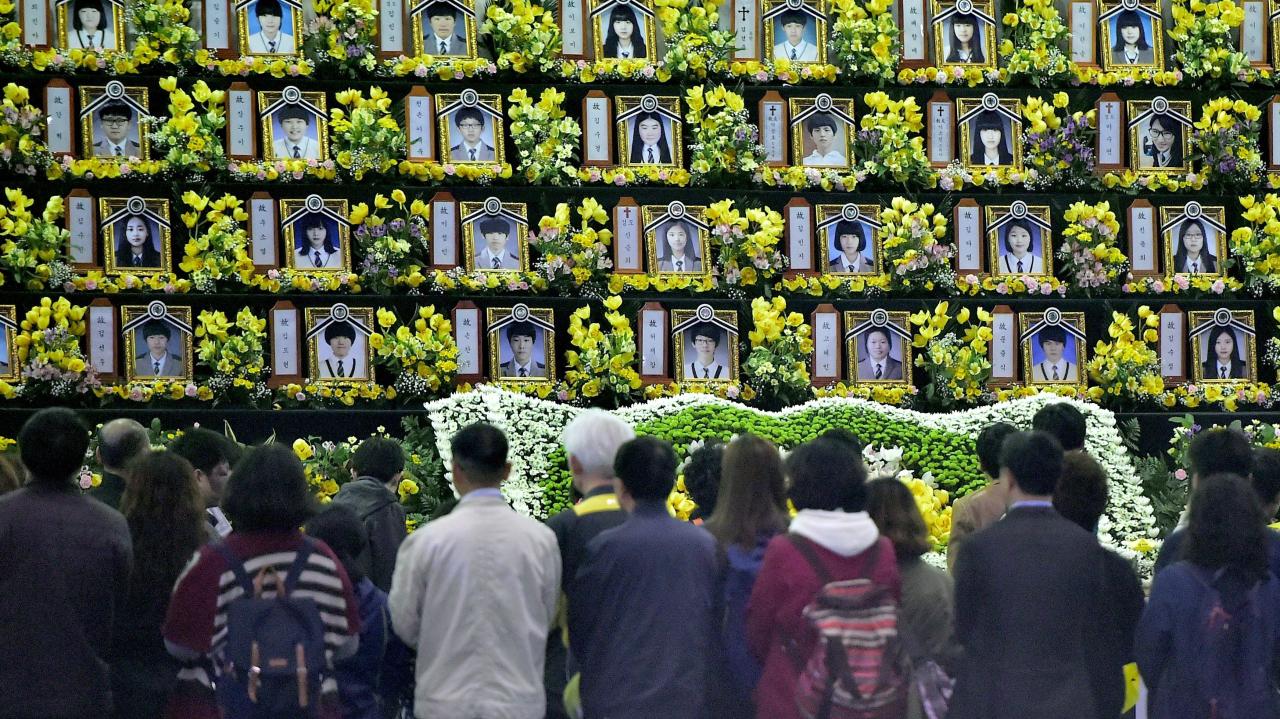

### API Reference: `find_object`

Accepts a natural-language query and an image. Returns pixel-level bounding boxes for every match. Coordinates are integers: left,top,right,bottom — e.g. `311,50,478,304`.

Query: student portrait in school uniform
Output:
245,0,296,54
113,213,163,270
472,217,520,271
317,320,367,380
995,218,1044,275
271,104,321,161
133,320,183,378
64,0,118,51
498,321,548,378
772,8,818,61
854,326,904,381
91,100,142,158
1199,325,1248,381
1029,325,1078,383
682,322,729,380
826,219,875,274
1169,218,1218,275
446,107,497,162
655,219,702,273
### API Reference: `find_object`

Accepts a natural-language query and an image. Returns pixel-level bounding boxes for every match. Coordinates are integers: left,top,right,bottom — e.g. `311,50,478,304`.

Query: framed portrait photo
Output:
1019,309,1087,385
763,0,827,64
643,201,711,278
100,196,171,275
957,93,1022,172
487,304,556,382
58,0,124,51
843,309,912,385
410,0,477,57
1161,201,1228,279
931,0,996,69
591,0,657,61
437,90,505,165
259,87,328,162
671,305,739,383
1190,309,1257,383
1127,97,1192,172
282,195,352,273
122,302,194,383
238,0,303,55
1099,0,1163,71
0,305,16,381
789,93,855,169
615,94,683,168
79,82,149,161
305,305,374,383
817,203,881,275
462,198,529,273
986,201,1052,277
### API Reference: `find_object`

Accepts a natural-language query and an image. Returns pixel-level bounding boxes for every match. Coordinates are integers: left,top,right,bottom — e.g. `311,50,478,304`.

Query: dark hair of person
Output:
662,220,694,258
682,441,724,519
1187,427,1253,480
863,327,893,351
305,505,368,582
1204,325,1242,364
479,217,509,236
1177,219,1212,260
602,4,648,58
946,13,985,63
425,0,455,18
1053,451,1108,532
820,427,864,455
141,319,171,340
351,437,405,484
299,215,338,254
628,112,671,163
19,408,90,484
120,451,206,596
969,110,1011,164
279,104,311,125
72,0,107,31
614,436,678,502
168,427,239,476
0,455,23,495
778,8,807,25
805,112,837,134
999,430,1064,497
254,0,283,18
706,435,789,548
833,220,868,253
1184,473,1268,583
323,320,356,344
1111,9,1150,51
507,321,536,342
690,321,723,346
1032,402,1087,452
223,444,316,531
1038,324,1067,347
787,436,867,512
98,100,132,122
453,106,485,128
451,422,508,486
115,215,153,257
1251,447,1280,517
866,477,932,559
976,422,1017,479
97,419,149,471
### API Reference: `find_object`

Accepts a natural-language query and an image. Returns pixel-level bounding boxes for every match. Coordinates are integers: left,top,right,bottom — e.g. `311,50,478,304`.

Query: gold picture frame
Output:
0,305,16,381
931,0,996,70
1099,0,1164,71
122,304,195,384
817,204,882,275
486,305,557,382
671,307,739,383
1160,202,1228,280
843,310,913,386
957,94,1023,172
986,202,1053,277
462,199,530,274
1127,98,1192,173
305,306,376,383
591,0,658,62
615,94,684,168
99,196,171,276
411,0,478,58
1019,310,1087,386
258,89,329,162
437,91,506,165
1189,310,1257,384
58,0,125,51
237,0,301,56
79,84,150,161
763,0,828,64
642,203,711,279
789,94,855,169
282,197,352,273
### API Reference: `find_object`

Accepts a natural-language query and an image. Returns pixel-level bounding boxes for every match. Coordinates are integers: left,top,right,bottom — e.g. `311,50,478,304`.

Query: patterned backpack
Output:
788,534,909,719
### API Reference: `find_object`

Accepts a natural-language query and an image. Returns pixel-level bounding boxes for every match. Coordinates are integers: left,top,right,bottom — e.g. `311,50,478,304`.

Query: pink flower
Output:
557,390,569,401
1040,283,1054,295
588,168,601,182
129,388,144,401
78,472,93,490
84,278,98,290
1174,468,1187,480
443,164,456,175
1153,280,1167,292
755,71,769,82
965,274,979,286
295,392,306,401
613,174,626,186
996,282,1009,294
1122,283,1133,293
1173,275,1189,290
185,384,198,397
414,64,429,77
1211,279,1225,293
726,385,740,399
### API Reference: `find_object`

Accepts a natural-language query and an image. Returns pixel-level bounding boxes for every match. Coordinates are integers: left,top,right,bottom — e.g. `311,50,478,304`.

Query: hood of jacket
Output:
788,509,880,557
333,476,398,517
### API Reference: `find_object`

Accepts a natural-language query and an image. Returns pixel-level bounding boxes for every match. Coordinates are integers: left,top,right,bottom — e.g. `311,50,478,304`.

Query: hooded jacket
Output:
332,477,407,592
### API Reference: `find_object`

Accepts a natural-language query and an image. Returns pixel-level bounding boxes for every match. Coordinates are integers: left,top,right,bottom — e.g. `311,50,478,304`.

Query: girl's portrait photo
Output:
1161,203,1227,278
628,111,672,164
968,110,1013,166
1100,0,1163,71
63,0,119,50
1127,98,1191,172
957,94,1022,172
615,95,683,168
945,11,984,63
113,213,162,269
932,0,995,69
601,3,648,59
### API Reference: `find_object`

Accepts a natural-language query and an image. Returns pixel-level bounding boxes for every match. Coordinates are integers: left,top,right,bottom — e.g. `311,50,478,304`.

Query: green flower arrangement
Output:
853,91,929,186
879,196,954,292
305,0,379,76
127,0,201,66
828,0,898,82
564,296,642,405
195,307,271,406
704,199,785,292
0,188,68,290
1058,200,1127,296
1169,0,1253,82
686,85,766,186
332,88,405,181
484,0,562,73
0,83,54,179
507,87,580,185
1190,96,1264,193
1234,194,1280,295
998,0,1071,86
350,191,430,294
532,198,614,297
1084,307,1164,410
177,192,254,292
655,0,737,79
369,306,460,401
150,77,227,178
744,296,813,409
909,302,993,409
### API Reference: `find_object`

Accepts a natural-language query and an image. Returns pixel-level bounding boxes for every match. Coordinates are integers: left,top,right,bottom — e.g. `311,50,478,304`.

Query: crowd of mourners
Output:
1,402,1279,719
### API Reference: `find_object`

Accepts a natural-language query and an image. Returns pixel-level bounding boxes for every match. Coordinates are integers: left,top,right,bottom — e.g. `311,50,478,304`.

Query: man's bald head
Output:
97,419,149,474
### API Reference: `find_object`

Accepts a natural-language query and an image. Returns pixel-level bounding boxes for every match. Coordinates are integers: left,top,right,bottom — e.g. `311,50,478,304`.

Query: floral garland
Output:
178,192,253,292
192,307,271,405
195,49,315,78
0,189,67,290
655,0,737,79
852,92,929,186
909,302,993,408
484,0,562,74
304,0,379,76
532,198,613,297
726,58,842,84
685,85,765,186
1169,0,1253,82
277,380,398,407
577,164,692,186
0,0,24,67
779,271,891,299
398,160,512,184
229,158,339,183
507,87,580,185
559,57,674,84
563,296,642,405
350,191,430,294
0,83,54,179
1057,200,1126,295
389,55,498,79
743,296,813,409
428,266,547,295
1099,168,1206,194
1233,194,1280,294
370,305,459,400
828,0,898,82
1021,93,1096,190
706,199,785,292
150,78,227,179
999,0,1071,86
762,165,862,192
13,297,97,401
1190,96,1263,192
331,88,405,181
879,196,953,292
957,272,1068,297
1122,272,1242,296
1085,307,1164,409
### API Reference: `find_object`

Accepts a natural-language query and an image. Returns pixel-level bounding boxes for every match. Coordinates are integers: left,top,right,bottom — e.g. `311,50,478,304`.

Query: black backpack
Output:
211,538,328,719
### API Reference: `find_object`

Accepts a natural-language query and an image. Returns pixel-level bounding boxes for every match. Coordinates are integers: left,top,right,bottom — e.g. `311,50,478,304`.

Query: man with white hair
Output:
543,409,636,719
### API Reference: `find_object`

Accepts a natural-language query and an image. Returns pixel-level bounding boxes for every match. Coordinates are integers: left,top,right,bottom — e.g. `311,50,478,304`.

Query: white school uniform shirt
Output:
773,40,817,61
477,247,517,270
803,149,847,167
248,30,295,54
321,355,361,378
831,252,868,273
68,27,116,51
1034,360,1077,382
638,143,663,164
690,361,726,379
297,247,340,268
999,253,1043,274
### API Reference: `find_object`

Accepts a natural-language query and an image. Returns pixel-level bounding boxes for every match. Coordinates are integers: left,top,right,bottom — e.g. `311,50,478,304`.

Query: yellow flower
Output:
292,438,314,461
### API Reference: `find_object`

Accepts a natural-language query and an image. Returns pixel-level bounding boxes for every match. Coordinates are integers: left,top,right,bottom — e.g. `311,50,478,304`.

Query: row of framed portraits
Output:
66,300,1260,389
60,190,1244,282
49,83,1280,177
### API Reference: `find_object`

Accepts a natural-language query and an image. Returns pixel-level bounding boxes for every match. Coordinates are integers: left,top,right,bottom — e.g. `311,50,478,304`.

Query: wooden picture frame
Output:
58,0,124,52
931,0,996,70
437,90,506,165
78,82,150,161
1099,0,1164,71
591,0,657,62
258,87,329,162
237,0,303,56
763,0,827,65
305,304,376,383
1126,97,1192,173
410,0,478,58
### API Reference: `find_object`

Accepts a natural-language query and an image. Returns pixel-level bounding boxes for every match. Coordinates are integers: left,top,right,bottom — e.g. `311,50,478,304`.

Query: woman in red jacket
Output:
745,436,902,719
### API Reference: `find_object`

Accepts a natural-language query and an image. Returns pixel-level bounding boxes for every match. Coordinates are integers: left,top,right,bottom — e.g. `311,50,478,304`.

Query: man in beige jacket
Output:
948,422,1017,573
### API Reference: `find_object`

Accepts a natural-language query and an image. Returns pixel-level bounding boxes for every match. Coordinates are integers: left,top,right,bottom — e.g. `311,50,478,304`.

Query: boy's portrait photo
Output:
306,305,374,382
1019,309,1087,385
957,93,1022,172
281,196,352,273
642,201,711,277
438,90,505,165
592,0,655,59
411,0,476,57
258,87,329,162
462,198,529,273
99,196,171,275
1160,202,1227,278
615,94,683,168
1127,97,1192,172
59,0,123,51
1099,0,1164,71
931,0,996,69
763,0,826,63
671,305,739,383
79,82,150,161
239,0,300,54
789,93,855,168
1189,309,1257,383
486,304,556,382
121,302,194,383
817,204,880,275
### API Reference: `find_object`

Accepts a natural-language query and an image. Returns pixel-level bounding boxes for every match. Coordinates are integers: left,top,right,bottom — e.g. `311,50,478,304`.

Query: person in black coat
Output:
950,431,1118,719
330,436,408,593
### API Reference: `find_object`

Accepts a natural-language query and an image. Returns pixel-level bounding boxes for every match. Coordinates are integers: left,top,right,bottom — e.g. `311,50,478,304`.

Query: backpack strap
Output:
211,541,255,597
788,533,833,586
283,537,316,596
